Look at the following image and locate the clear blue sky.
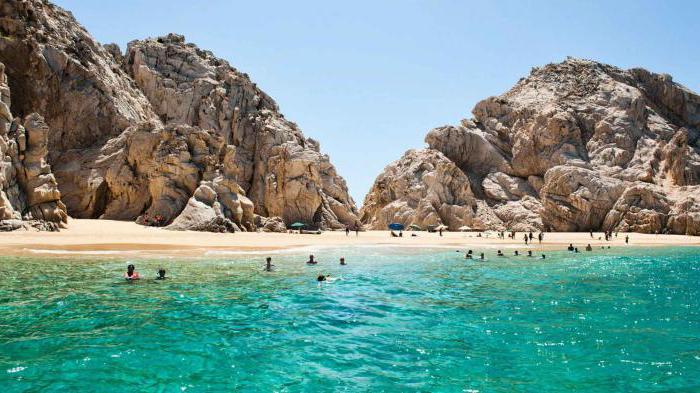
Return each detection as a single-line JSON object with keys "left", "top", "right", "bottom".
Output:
{"left": 54, "top": 0, "right": 699, "bottom": 205}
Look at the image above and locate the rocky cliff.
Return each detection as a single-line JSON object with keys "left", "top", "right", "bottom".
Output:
{"left": 0, "top": 61, "right": 67, "bottom": 230}
{"left": 361, "top": 58, "right": 700, "bottom": 235}
{"left": 0, "top": 0, "right": 357, "bottom": 231}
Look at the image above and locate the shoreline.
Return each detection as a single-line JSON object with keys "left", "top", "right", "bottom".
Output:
{"left": 1, "top": 219, "right": 699, "bottom": 258}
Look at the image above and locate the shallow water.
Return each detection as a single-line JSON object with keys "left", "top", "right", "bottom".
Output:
{"left": 1, "top": 246, "right": 699, "bottom": 392}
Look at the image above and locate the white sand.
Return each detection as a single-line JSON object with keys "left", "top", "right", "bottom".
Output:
{"left": 0, "top": 218, "right": 698, "bottom": 257}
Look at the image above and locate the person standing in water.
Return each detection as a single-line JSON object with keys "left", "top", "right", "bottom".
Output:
{"left": 585, "top": 244, "right": 593, "bottom": 251}
{"left": 156, "top": 268, "right": 167, "bottom": 280}
{"left": 124, "top": 264, "right": 140, "bottom": 280}
{"left": 306, "top": 255, "right": 318, "bottom": 265}
{"left": 340, "top": 257, "right": 346, "bottom": 265}
{"left": 265, "top": 257, "right": 274, "bottom": 272}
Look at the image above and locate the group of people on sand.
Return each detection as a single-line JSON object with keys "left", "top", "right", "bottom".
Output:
{"left": 124, "top": 264, "right": 167, "bottom": 280}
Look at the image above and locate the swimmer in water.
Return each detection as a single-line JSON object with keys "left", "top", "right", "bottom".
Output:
{"left": 156, "top": 268, "right": 167, "bottom": 280}
{"left": 480, "top": 253, "right": 485, "bottom": 260}
{"left": 514, "top": 250, "right": 519, "bottom": 256}
{"left": 574, "top": 247, "right": 579, "bottom": 253}
{"left": 497, "top": 250, "right": 504, "bottom": 257}
{"left": 585, "top": 244, "right": 592, "bottom": 251}
{"left": 264, "top": 257, "right": 274, "bottom": 272}
{"left": 567, "top": 244, "right": 575, "bottom": 251}
{"left": 527, "top": 250, "right": 533, "bottom": 257}
{"left": 541, "top": 254, "right": 546, "bottom": 259}
{"left": 306, "top": 255, "right": 318, "bottom": 265}
{"left": 124, "top": 264, "right": 140, "bottom": 280}
{"left": 318, "top": 274, "right": 335, "bottom": 282}
{"left": 465, "top": 252, "right": 473, "bottom": 259}
{"left": 340, "top": 257, "right": 346, "bottom": 265}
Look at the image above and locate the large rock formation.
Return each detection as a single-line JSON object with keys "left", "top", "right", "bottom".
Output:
{"left": 362, "top": 58, "right": 700, "bottom": 234}
{"left": 124, "top": 34, "right": 357, "bottom": 228}
{"left": 0, "top": 61, "right": 67, "bottom": 230}
{"left": 0, "top": 0, "right": 358, "bottom": 231}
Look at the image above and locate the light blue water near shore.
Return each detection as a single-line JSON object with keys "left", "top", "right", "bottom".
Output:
{"left": 1, "top": 246, "right": 700, "bottom": 392}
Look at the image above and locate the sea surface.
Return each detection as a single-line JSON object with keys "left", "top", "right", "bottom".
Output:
{"left": 1, "top": 246, "right": 699, "bottom": 392}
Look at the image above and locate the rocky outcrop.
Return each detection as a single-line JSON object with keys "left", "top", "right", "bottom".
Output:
{"left": 360, "top": 149, "right": 503, "bottom": 230}
{"left": 124, "top": 34, "right": 357, "bottom": 229}
{"left": 0, "top": 61, "right": 66, "bottom": 230}
{"left": 362, "top": 58, "right": 700, "bottom": 234}
{"left": 0, "top": 1, "right": 357, "bottom": 231}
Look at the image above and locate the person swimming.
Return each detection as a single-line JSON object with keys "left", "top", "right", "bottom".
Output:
{"left": 574, "top": 247, "right": 579, "bottom": 253}
{"left": 340, "top": 257, "right": 346, "bottom": 265}
{"left": 317, "top": 274, "right": 326, "bottom": 282}
{"left": 156, "top": 268, "right": 167, "bottom": 280}
{"left": 306, "top": 255, "right": 318, "bottom": 265}
{"left": 514, "top": 250, "right": 519, "bottom": 256}
{"left": 567, "top": 244, "right": 575, "bottom": 251}
{"left": 265, "top": 257, "right": 274, "bottom": 272}
{"left": 480, "top": 253, "right": 485, "bottom": 260}
{"left": 497, "top": 250, "right": 504, "bottom": 257}
{"left": 465, "top": 252, "right": 473, "bottom": 259}
{"left": 541, "top": 254, "right": 546, "bottom": 259}
{"left": 527, "top": 250, "right": 533, "bottom": 257}
{"left": 124, "top": 264, "right": 140, "bottom": 280}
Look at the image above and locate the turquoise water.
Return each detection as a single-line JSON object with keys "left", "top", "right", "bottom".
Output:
{"left": 1, "top": 247, "right": 700, "bottom": 392}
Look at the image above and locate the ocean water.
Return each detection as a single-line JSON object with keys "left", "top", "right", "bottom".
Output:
{"left": 1, "top": 246, "right": 699, "bottom": 392}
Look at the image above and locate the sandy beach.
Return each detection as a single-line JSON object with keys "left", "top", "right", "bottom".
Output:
{"left": 0, "top": 218, "right": 698, "bottom": 258}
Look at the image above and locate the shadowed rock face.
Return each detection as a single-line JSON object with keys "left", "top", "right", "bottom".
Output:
{"left": 362, "top": 58, "right": 700, "bottom": 234}
{"left": 0, "top": 1, "right": 358, "bottom": 231}
{"left": 0, "top": 61, "right": 67, "bottom": 230}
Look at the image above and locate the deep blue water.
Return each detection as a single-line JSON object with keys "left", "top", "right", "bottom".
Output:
{"left": 1, "top": 246, "right": 699, "bottom": 392}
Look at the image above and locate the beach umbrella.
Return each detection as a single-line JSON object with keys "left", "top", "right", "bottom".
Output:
{"left": 388, "top": 223, "right": 405, "bottom": 231}
{"left": 435, "top": 224, "right": 448, "bottom": 231}
{"left": 290, "top": 222, "right": 305, "bottom": 228}
{"left": 458, "top": 225, "right": 471, "bottom": 232}
{"left": 408, "top": 224, "right": 422, "bottom": 231}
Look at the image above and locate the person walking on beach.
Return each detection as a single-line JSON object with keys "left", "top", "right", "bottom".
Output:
{"left": 439, "top": 228, "right": 443, "bottom": 237}
{"left": 625, "top": 235, "right": 629, "bottom": 244}
{"left": 538, "top": 232, "right": 543, "bottom": 244}
{"left": 524, "top": 234, "right": 529, "bottom": 245}
{"left": 346, "top": 227, "right": 350, "bottom": 236}
{"left": 528, "top": 231, "right": 533, "bottom": 242}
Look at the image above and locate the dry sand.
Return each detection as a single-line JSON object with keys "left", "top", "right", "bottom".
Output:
{"left": 0, "top": 218, "right": 698, "bottom": 258}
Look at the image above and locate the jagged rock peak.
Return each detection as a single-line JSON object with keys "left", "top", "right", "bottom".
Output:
{"left": 362, "top": 58, "right": 700, "bottom": 234}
